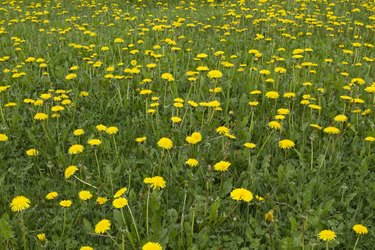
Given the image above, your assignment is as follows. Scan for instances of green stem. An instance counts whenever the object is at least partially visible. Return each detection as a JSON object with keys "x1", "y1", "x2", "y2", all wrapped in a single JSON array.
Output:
[
  {"x1": 353, "y1": 236, "x2": 360, "y2": 250},
  {"x1": 127, "y1": 205, "x2": 140, "y2": 243},
  {"x1": 20, "y1": 213, "x2": 27, "y2": 250},
  {"x1": 61, "y1": 209, "x2": 66, "y2": 242},
  {"x1": 94, "y1": 149, "x2": 101, "y2": 179},
  {"x1": 146, "y1": 189, "x2": 150, "y2": 237}
]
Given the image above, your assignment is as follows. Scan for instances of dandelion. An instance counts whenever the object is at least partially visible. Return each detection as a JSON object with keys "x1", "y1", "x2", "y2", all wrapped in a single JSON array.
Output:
[
  {"x1": 96, "y1": 124, "x2": 107, "y2": 131},
  {"x1": 334, "y1": 115, "x2": 348, "y2": 122},
  {"x1": 265, "y1": 91, "x2": 279, "y2": 99},
  {"x1": 80, "y1": 247, "x2": 94, "y2": 250},
  {"x1": 214, "y1": 161, "x2": 231, "y2": 171},
  {"x1": 144, "y1": 176, "x2": 166, "y2": 190},
  {"x1": 114, "y1": 187, "x2": 127, "y2": 198},
  {"x1": 142, "y1": 242, "x2": 163, "y2": 250},
  {"x1": 96, "y1": 197, "x2": 108, "y2": 205},
  {"x1": 318, "y1": 229, "x2": 336, "y2": 241},
  {"x1": 65, "y1": 73, "x2": 77, "y2": 80},
  {"x1": 216, "y1": 126, "x2": 229, "y2": 135},
  {"x1": 135, "y1": 137, "x2": 147, "y2": 143},
  {"x1": 79, "y1": 190, "x2": 93, "y2": 201},
  {"x1": 268, "y1": 121, "x2": 281, "y2": 130},
  {"x1": 323, "y1": 127, "x2": 340, "y2": 134},
  {"x1": 353, "y1": 224, "x2": 368, "y2": 235},
  {"x1": 365, "y1": 136, "x2": 375, "y2": 142},
  {"x1": 26, "y1": 148, "x2": 38, "y2": 156},
  {"x1": 230, "y1": 188, "x2": 253, "y2": 202},
  {"x1": 59, "y1": 200, "x2": 72, "y2": 208},
  {"x1": 244, "y1": 142, "x2": 256, "y2": 149},
  {"x1": 186, "y1": 132, "x2": 202, "y2": 144},
  {"x1": 207, "y1": 70, "x2": 223, "y2": 79},
  {"x1": 0, "y1": 133, "x2": 8, "y2": 141},
  {"x1": 46, "y1": 192, "x2": 58, "y2": 200},
  {"x1": 161, "y1": 73, "x2": 174, "y2": 81},
  {"x1": 278, "y1": 139, "x2": 295, "y2": 149},
  {"x1": 112, "y1": 197, "x2": 128, "y2": 209},
  {"x1": 88, "y1": 139, "x2": 102, "y2": 146},
  {"x1": 106, "y1": 126, "x2": 118, "y2": 134},
  {"x1": 185, "y1": 158, "x2": 199, "y2": 167},
  {"x1": 64, "y1": 165, "x2": 78, "y2": 179},
  {"x1": 10, "y1": 196, "x2": 31, "y2": 212},
  {"x1": 95, "y1": 219, "x2": 111, "y2": 234},
  {"x1": 264, "y1": 210, "x2": 274, "y2": 223},
  {"x1": 73, "y1": 129, "x2": 85, "y2": 136},
  {"x1": 37, "y1": 233, "x2": 46, "y2": 242},
  {"x1": 68, "y1": 144, "x2": 84, "y2": 154},
  {"x1": 34, "y1": 112, "x2": 48, "y2": 120},
  {"x1": 157, "y1": 137, "x2": 173, "y2": 150}
]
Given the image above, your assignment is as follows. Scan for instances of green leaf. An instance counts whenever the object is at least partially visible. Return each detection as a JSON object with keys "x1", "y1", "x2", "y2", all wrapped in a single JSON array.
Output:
[{"x1": 0, "y1": 215, "x2": 14, "y2": 240}]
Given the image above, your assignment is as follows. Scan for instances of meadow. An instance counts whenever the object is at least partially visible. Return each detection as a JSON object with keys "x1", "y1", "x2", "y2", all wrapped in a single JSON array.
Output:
[{"x1": 0, "y1": 0, "x2": 374, "y2": 249}]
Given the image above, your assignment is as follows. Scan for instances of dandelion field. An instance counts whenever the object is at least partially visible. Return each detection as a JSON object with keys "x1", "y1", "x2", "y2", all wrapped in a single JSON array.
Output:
[{"x1": 0, "y1": 0, "x2": 374, "y2": 249}]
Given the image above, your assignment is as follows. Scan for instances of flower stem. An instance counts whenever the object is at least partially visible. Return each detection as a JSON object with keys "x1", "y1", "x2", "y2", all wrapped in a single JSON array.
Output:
[
  {"x1": 127, "y1": 204, "x2": 140, "y2": 243},
  {"x1": 146, "y1": 189, "x2": 150, "y2": 237},
  {"x1": 20, "y1": 213, "x2": 27, "y2": 250},
  {"x1": 353, "y1": 236, "x2": 360, "y2": 250},
  {"x1": 61, "y1": 209, "x2": 66, "y2": 241}
]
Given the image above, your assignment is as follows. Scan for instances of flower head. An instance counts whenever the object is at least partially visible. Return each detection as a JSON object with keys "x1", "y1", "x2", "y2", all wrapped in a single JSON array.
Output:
[
  {"x1": 34, "y1": 112, "x2": 48, "y2": 120},
  {"x1": 214, "y1": 161, "x2": 231, "y2": 171},
  {"x1": 112, "y1": 197, "x2": 128, "y2": 209},
  {"x1": 230, "y1": 188, "x2": 253, "y2": 202},
  {"x1": 207, "y1": 70, "x2": 223, "y2": 79},
  {"x1": 64, "y1": 165, "x2": 78, "y2": 179},
  {"x1": 114, "y1": 187, "x2": 127, "y2": 198},
  {"x1": 157, "y1": 137, "x2": 173, "y2": 150},
  {"x1": 26, "y1": 148, "x2": 38, "y2": 156},
  {"x1": 46, "y1": 192, "x2": 58, "y2": 200},
  {"x1": 59, "y1": 200, "x2": 72, "y2": 208},
  {"x1": 80, "y1": 247, "x2": 94, "y2": 250},
  {"x1": 106, "y1": 126, "x2": 118, "y2": 135},
  {"x1": 318, "y1": 230, "x2": 336, "y2": 241},
  {"x1": 142, "y1": 242, "x2": 163, "y2": 250},
  {"x1": 68, "y1": 144, "x2": 84, "y2": 154},
  {"x1": 88, "y1": 139, "x2": 102, "y2": 146},
  {"x1": 185, "y1": 158, "x2": 199, "y2": 167},
  {"x1": 79, "y1": 190, "x2": 93, "y2": 201},
  {"x1": 10, "y1": 196, "x2": 31, "y2": 212},
  {"x1": 353, "y1": 224, "x2": 368, "y2": 235},
  {"x1": 95, "y1": 219, "x2": 111, "y2": 234},
  {"x1": 278, "y1": 139, "x2": 295, "y2": 149},
  {"x1": 0, "y1": 134, "x2": 8, "y2": 141},
  {"x1": 37, "y1": 233, "x2": 46, "y2": 241},
  {"x1": 323, "y1": 126, "x2": 340, "y2": 135},
  {"x1": 144, "y1": 176, "x2": 166, "y2": 190},
  {"x1": 185, "y1": 132, "x2": 202, "y2": 144}
]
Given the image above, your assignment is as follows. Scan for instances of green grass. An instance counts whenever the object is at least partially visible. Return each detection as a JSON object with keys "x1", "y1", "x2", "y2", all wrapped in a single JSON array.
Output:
[{"x1": 0, "y1": 0, "x2": 374, "y2": 249}]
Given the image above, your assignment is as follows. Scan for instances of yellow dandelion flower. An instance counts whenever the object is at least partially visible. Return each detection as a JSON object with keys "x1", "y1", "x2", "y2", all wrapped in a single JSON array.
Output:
[
  {"x1": 45, "y1": 192, "x2": 58, "y2": 200},
  {"x1": 334, "y1": 115, "x2": 348, "y2": 122},
  {"x1": 64, "y1": 165, "x2": 78, "y2": 179},
  {"x1": 95, "y1": 219, "x2": 111, "y2": 234},
  {"x1": 323, "y1": 127, "x2": 340, "y2": 135},
  {"x1": 352, "y1": 224, "x2": 368, "y2": 235},
  {"x1": 88, "y1": 139, "x2": 102, "y2": 146},
  {"x1": 278, "y1": 139, "x2": 295, "y2": 149},
  {"x1": 59, "y1": 200, "x2": 72, "y2": 208},
  {"x1": 114, "y1": 187, "x2": 127, "y2": 198},
  {"x1": 268, "y1": 121, "x2": 281, "y2": 130},
  {"x1": 0, "y1": 134, "x2": 8, "y2": 141},
  {"x1": 106, "y1": 126, "x2": 118, "y2": 135},
  {"x1": 112, "y1": 197, "x2": 128, "y2": 209},
  {"x1": 73, "y1": 129, "x2": 85, "y2": 136},
  {"x1": 79, "y1": 190, "x2": 93, "y2": 201},
  {"x1": 144, "y1": 176, "x2": 166, "y2": 190},
  {"x1": 142, "y1": 242, "x2": 163, "y2": 250},
  {"x1": 26, "y1": 148, "x2": 38, "y2": 156},
  {"x1": 10, "y1": 196, "x2": 31, "y2": 212},
  {"x1": 214, "y1": 161, "x2": 231, "y2": 171},
  {"x1": 34, "y1": 112, "x2": 48, "y2": 120},
  {"x1": 244, "y1": 142, "x2": 256, "y2": 149},
  {"x1": 157, "y1": 137, "x2": 173, "y2": 150},
  {"x1": 264, "y1": 210, "x2": 274, "y2": 223},
  {"x1": 80, "y1": 246, "x2": 94, "y2": 250},
  {"x1": 68, "y1": 144, "x2": 84, "y2": 154},
  {"x1": 37, "y1": 233, "x2": 46, "y2": 241},
  {"x1": 230, "y1": 188, "x2": 253, "y2": 202},
  {"x1": 96, "y1": 197, "x2": 108, "y2": 205},
  {"x1": 185, "y1": 158, "x2": 199, "y2": 167},
  {"x1": 265, "y1": 91, "x2": 279, "y2": 99},
  {"x1": 318, "y1": 230, "x2": 336, "y2": 241},
  {"x1": 207, "y1": 70, "x2": 223, "y2": 79},
  {"x1": 135, "y1": 137, "x2": 147, "y2": 143}
]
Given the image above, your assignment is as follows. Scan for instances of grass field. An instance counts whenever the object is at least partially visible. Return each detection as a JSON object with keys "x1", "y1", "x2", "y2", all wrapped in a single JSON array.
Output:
[{"x1": 0, "y1": 0, "x2": 374, "y2": 249}]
